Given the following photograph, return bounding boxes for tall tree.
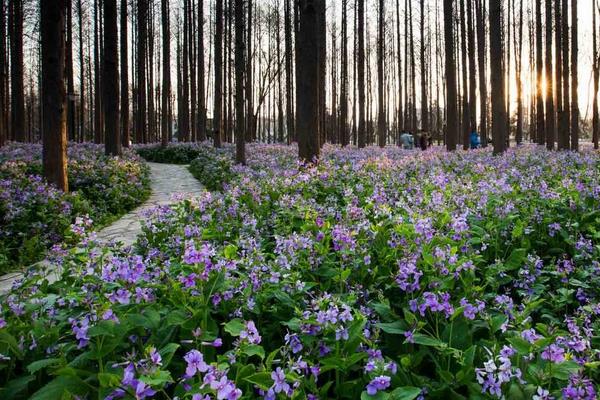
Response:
[515,0,524,145]
[534,0,544,145]
[460,0,469,149]
[10,0,24,141]
[41,0,68,191]
[245,0,253,142]
[593,0,599,149]
[284,0,294,143]
[234,0,245,164]
[93,0,103,143]
[475,0,487,146]
[339,0,348,147]
[489,0,506,154]
[104,0,120,156]
[544,0,554,149]
[66,0,76,142]
[0,0,6,147]
[467,0,476,134]
[559,0,570,150]
[444,0,458,151]
[120,0,129,147]
[420,0,429,133]
[396,0,403,136]
[377,0,385,147]
[357,0,366,148]
[214,0,224,147]
[198,0,206,141]
[161,0,171,147]
[79,0,86,142]
[297,0,320,161]
[136,0,148,143]
[571,0,578,151]
[317,0,326,146]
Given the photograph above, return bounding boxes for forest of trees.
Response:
[0,0,597,184]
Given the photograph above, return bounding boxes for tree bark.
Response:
[0,0,6,147]
[234,0,245,164]
[357,0,366,148]
[444,0,458,151]
[544,0,554,149]
[66,0,76,142]
[377,0,385,147]
[571,0,578,151]
[535,0,544,145]
[161,0,171,147]
[594,0,599,149]
[120,0,129,146]
[104,0,120,156]
[559,0,571,150]
[284,0,294,143]
[489,0,506,154]
[475,0,487,146]
[297,0,320,162]
[340,0,348,147]
[136,0,147,144]
[41,0,68,191]
[214,0,223,147]
[10,0,24,141]
[198,0,206,141]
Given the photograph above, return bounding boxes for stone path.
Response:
[0,163,203,294]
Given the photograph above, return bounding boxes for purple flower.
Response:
[240,320,261,344]
[134,381,156,399]
[366,376,391,396]
[209,375,242,400]
[184,349,209,377]
[271,367,291,394]
[541,344,565,363]
[149,347,162,366]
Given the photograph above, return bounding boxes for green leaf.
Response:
[29,376,86,400]
[507,337,532,355]
[412,333,447,348]
[361,391,390,400]
[244,372,273,391]
[27,358,62,374]
[390,386,423,400]
[376,321,407,335]
[159,343,180,367]
[97,372,122,388]
[243,344,265,360]
[140,370,174,386]
[0,376,36,400]
[224,319,245,337]
[551,361,581,380]
[505,248,527,270]
[224,244,238,259]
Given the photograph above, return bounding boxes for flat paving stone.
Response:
[0,162,203,295]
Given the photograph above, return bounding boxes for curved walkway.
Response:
[0,162,203,294]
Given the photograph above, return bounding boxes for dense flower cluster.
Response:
[0,144,599,399]
[0,142,150,272]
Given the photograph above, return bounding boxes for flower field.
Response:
[1,145,600,399]
[0,143,150,273]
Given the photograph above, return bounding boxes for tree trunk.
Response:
[444,0,458,151]
[396,0,403,138]
[214,0,223,147]
[571,0,578,151]
[377,0,385,147]
[0,0,6,147]
[467,0,476,134]
[515,0,523,145]
[297,0,320,162]
[340,0,348,147]
[555,0,564,148]
[317,0,326,147]
[136,0,147,143]
[10,0,24,141]
[535,0,544,145]
[284,0,294,143]
[66,0,76,142]
[489,0,506,154]
[161,0,171,147]
[357,0,366,148]
[460,0,469,149]
[421,0,429,133]
[234,0,245,164]
[559,0,571,150]
[544,0,554,149]
[120,0,129,146]
[41,0,68,191]
[594,0,599,149]
[104,0,120,156]
[198,0,206,141]
[245,0,253,142]
[475,0,487,146]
